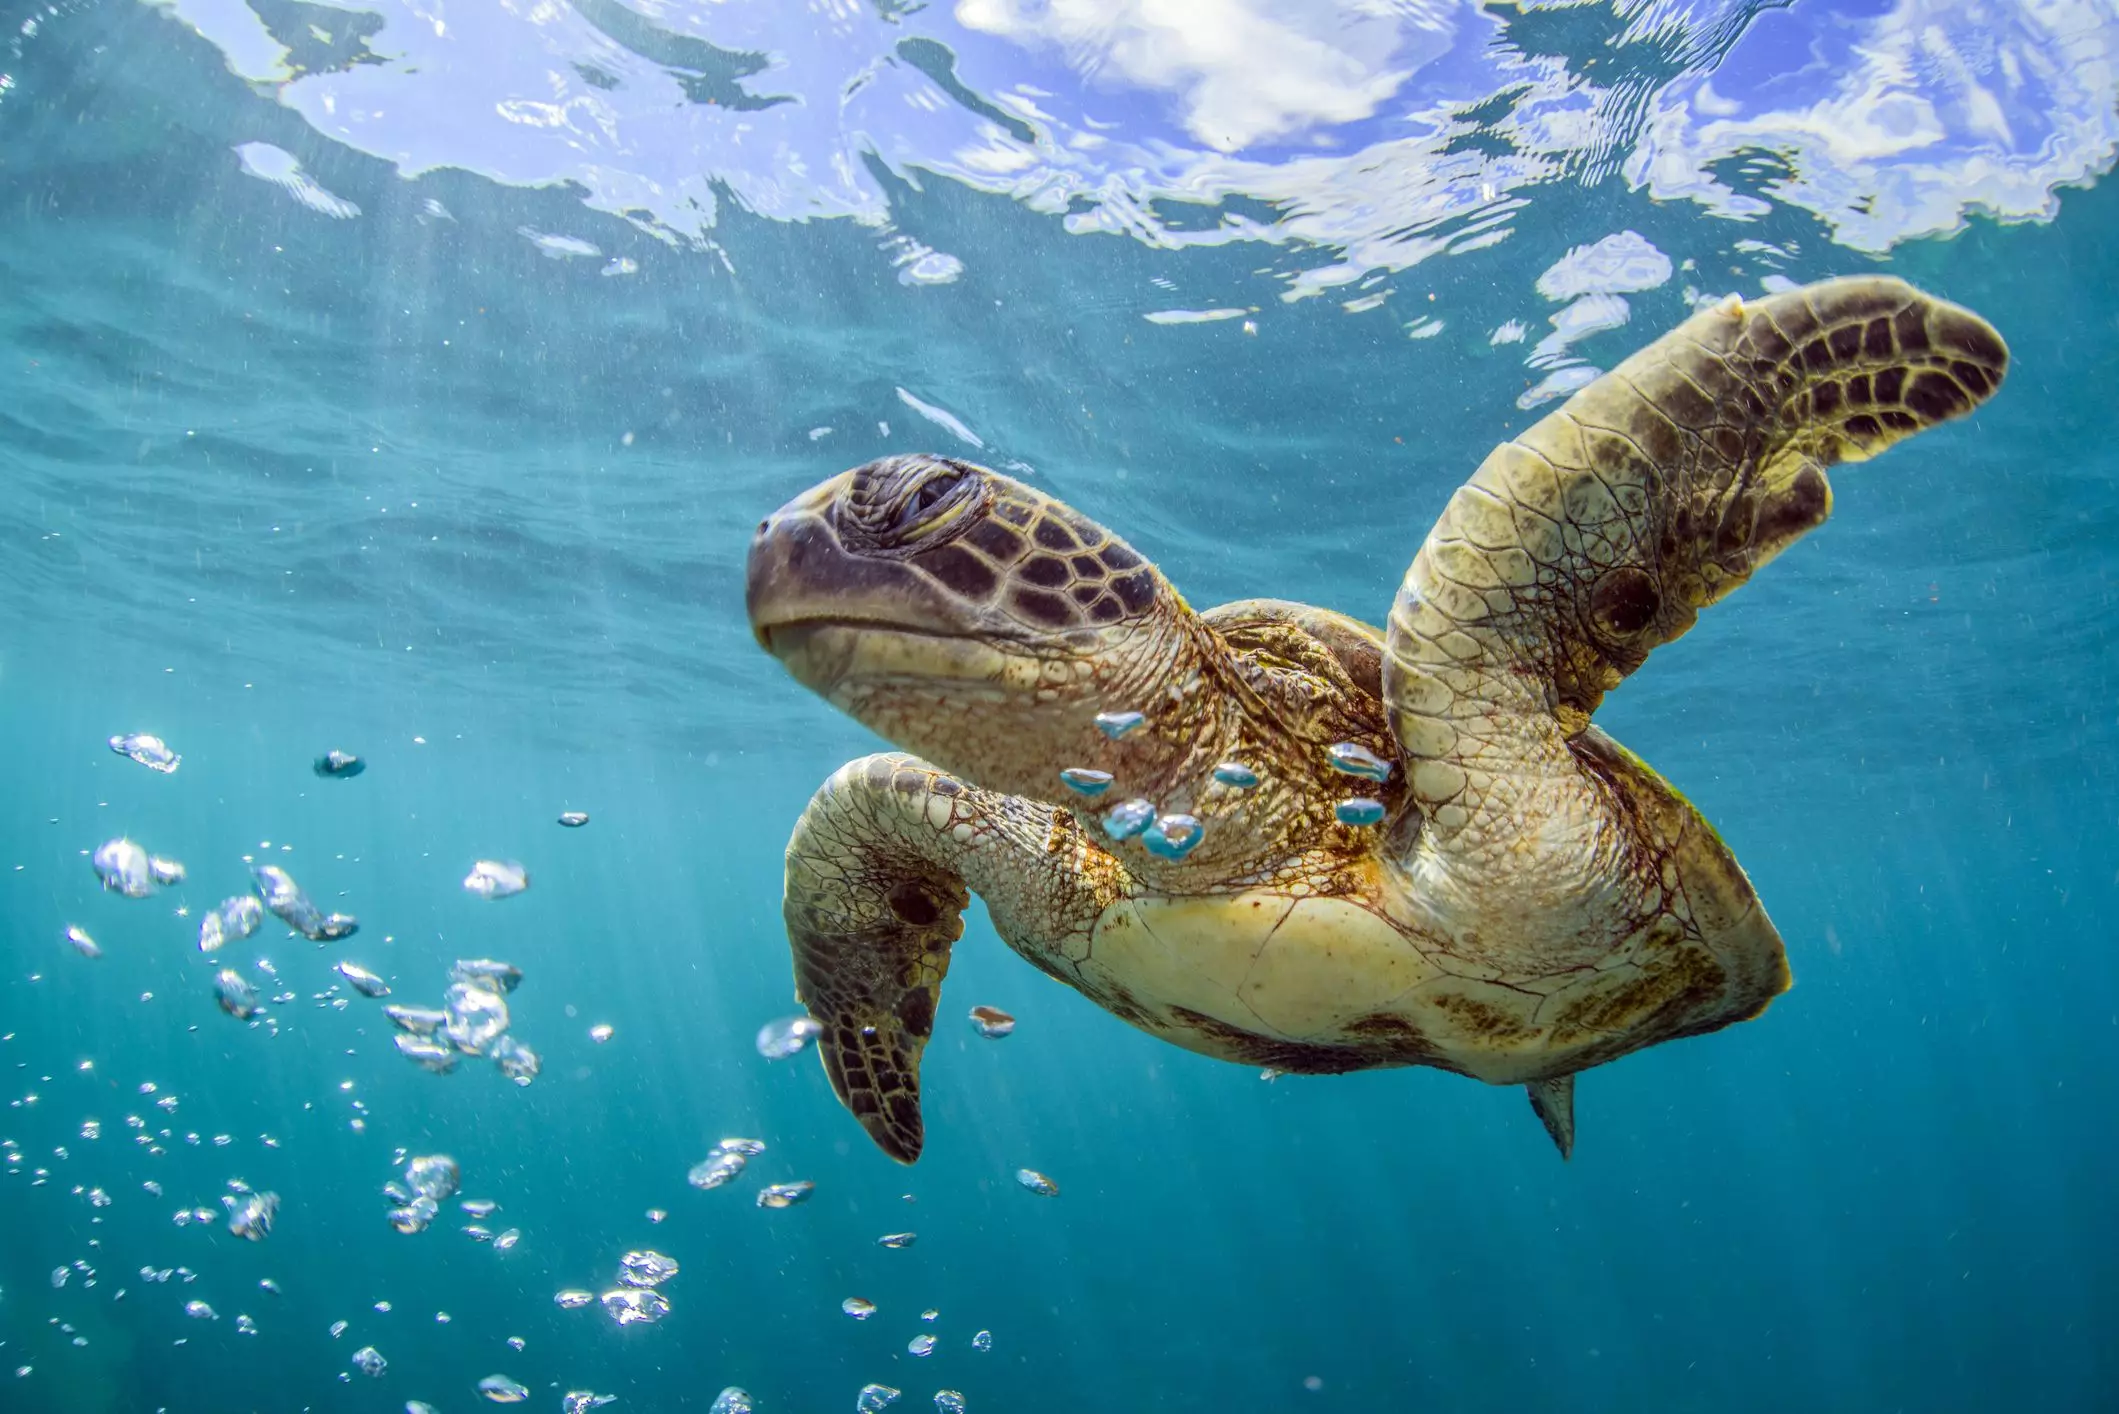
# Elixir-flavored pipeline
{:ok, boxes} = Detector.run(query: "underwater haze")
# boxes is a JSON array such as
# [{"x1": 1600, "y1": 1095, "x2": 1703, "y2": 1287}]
[{"x1": 3, "y1": 1, "x2": 2118, "y2": 1411}]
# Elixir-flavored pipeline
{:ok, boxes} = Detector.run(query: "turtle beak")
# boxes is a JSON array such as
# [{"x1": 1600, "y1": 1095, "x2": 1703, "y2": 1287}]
[
  {"x1": 746, "y1": 472, "x2": 975, "y2": 666},
  {"x1": 746, "y1": 475, "x2": 856, "y2": 653}
]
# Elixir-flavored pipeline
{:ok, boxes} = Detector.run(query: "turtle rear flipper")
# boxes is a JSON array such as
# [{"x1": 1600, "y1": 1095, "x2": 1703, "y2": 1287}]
[{"x1": 1527, "y1": 1075, "x2": 1576, "y2": 1160}]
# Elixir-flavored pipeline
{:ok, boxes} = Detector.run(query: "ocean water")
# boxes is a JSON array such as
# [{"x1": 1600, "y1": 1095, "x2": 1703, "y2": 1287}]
[{"x1": 3, "y1": 2, "x2": 2118, "y2": 1411}]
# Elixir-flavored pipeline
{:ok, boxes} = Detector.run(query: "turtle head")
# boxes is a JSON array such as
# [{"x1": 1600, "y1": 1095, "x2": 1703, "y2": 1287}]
[{"x1": 748, "y1": 455, "x2": 1199, "y2": 800}]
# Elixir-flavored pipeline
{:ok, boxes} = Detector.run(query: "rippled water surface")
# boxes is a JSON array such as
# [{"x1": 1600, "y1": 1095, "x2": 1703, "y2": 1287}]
[{"x1": 3, "y1": 2, "x2": 2117, "y2": 1411}]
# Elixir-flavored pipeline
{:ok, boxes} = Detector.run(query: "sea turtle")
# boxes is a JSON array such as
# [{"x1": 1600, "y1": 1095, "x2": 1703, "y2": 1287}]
[{"x1": 745, "y1": 276, "x2": 2006, "y2": 1162}]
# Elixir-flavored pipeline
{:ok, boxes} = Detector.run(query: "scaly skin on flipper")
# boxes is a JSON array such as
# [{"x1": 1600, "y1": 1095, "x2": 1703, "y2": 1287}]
[
  {"x1": 1385, "y1": 276, "x2": 2008, "y2": 844},
  {"x1": 750, "y1": 277, "x2": 2008, "y2": 1165},
  {"x1": 783, "y1": 753, "x2": 1125, "y2": 1163}
]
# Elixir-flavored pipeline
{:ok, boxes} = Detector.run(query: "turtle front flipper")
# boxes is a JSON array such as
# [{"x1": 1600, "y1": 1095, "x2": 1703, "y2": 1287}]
[
  {"x1": 1385, "y1": 277, "x2": 2006, "y2": 827},
  {"x1": 782, "y1": 753, "x2": 1120, "y2": 1163}
]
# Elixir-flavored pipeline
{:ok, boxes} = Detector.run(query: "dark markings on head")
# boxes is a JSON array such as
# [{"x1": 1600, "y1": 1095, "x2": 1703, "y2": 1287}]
[
  {"x1": 919, "y1": 544, "x2": 1000, "y2": 599},
  {"x1": 1018, "y1": 554, "x2": 1071, "y2": 588},
  {"x1": 964, "y1": 519, "x2": 1025, "y2": 560},
  {"x1": 1009, "y1": 588, "x2": 1073, "y2": 628},
  {"x1": 1032, "y1": 518, "x2": 1079, "y2": 550},
  {"x1": 1111, "y1": 570, "x2": 1158, "y2": 613}
]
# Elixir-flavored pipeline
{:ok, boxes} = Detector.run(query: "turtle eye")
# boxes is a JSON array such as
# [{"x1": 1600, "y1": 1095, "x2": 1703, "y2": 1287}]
[
  {"x1": 837, "y1": 456, "x2": 986, "y2": 554},
  {"x1": 901, "y1": 468, "x2": 966, "y2": 524},
  {"x1": 893, "y1": 466, "x2": 974, "y2": 539}
]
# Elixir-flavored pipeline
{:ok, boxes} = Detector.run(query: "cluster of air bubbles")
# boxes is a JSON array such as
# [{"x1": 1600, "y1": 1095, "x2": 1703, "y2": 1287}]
[
  {"x1": 605, "y1": 1251, "x2": 675, "y2": 1325},
  {"x1": 223, "y1": 1182, "x2": 280, "y2": 1241},
  {"x1": 91, "y1": 838, "x2": 184, "y2": 899},
  {"x1": 384, "y1": 1153, "x2": 461, "y2": 1235},
  {"x1": 1076, "y1": 700, "x2": 1402, "y2": 859},
  {"x1": 687, "y1": 1137, "x2": 767, "y2": 1191},
  {"x1": 197, "y1": 895, "x2": 263, "y2": 953},
  {"x1": 26, "y1": 722, "x2": 1041, "y2": 1400},
  {"x1": 554, "y1": 1250, "x2": 681, "y2": 1327},
  {"x1": 1326, "y1": 741, "x2": 1393, "y2": 825},
  {"x1": 383, "y1": 959, "x2": 539, "y2": 1084}
]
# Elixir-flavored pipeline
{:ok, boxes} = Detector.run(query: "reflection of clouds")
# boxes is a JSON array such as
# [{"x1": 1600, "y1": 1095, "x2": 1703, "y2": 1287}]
[
  {"x1": 1529, "y1": 293, "x2": 1632, "y2": 370},
  {"x1": 953, "y1": 0, "x2": 1425, "y2": 152},
  {"x1": 1517, "y1": 363, "x2": 1600, "y2": 411},
  {"x1": 1534, "y1": 231, "x2": 1672, "y2": 301},
  {"x1": 1628, "y1": 0, "x2": 2119, "y2": 249},
  {"x1": 161, "y1": 0, "x2": 2117, "y2": 284}
]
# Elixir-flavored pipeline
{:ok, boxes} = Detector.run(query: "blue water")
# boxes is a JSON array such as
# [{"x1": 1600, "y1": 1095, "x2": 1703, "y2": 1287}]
[{"x1": 4, "y1": 2, "x2": 2118, "y2": 1411}]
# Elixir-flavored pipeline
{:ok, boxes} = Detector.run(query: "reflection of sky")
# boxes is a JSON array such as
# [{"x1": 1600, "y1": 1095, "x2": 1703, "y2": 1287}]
[
  {"x1": 149, "y1": 0, "x2": 2118, "y2": 287},
  {"x1": 1633, "y1": 0, "x2": 2119, "y2": 246}
]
